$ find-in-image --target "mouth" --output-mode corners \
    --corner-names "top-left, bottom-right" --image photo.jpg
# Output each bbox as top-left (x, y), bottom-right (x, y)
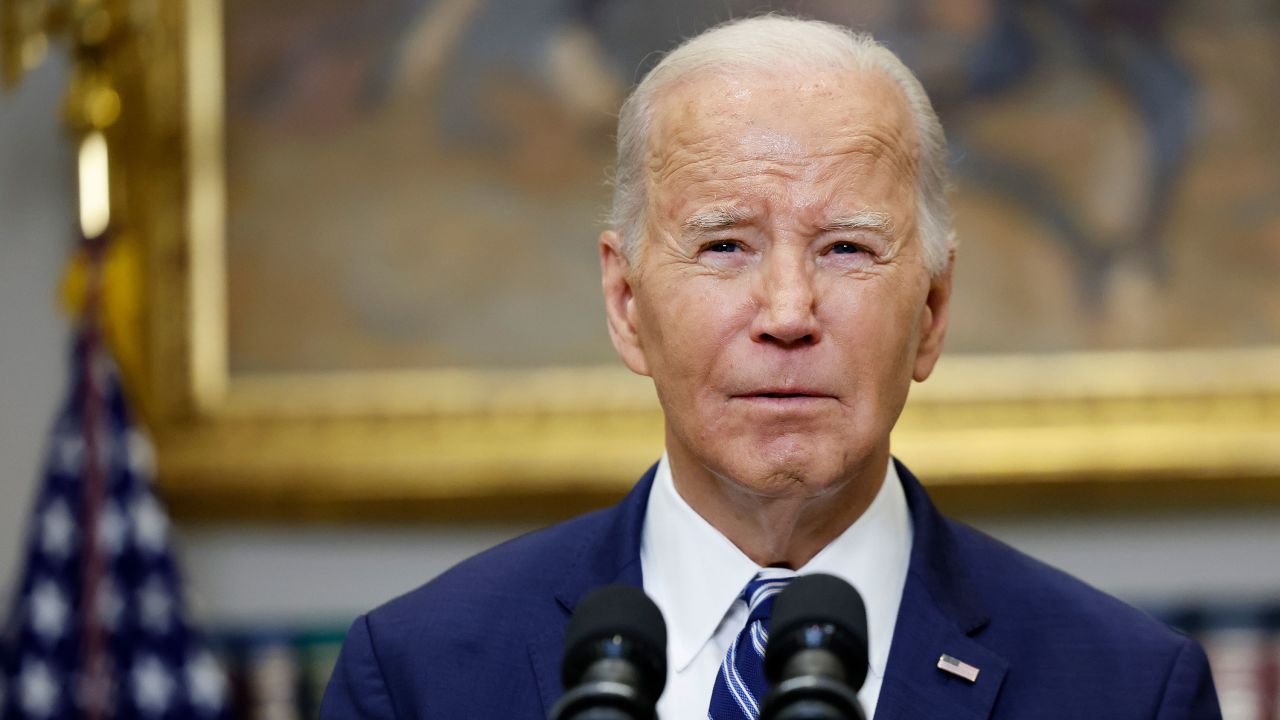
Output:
top-left (734, 389), bottom-right (836, 401)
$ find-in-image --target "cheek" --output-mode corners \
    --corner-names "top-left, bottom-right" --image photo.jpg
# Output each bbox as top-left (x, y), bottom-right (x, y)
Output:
top-left (638, 279), bottom-right (750, 384)
top-left (822, 277), bottom-right (925, 375)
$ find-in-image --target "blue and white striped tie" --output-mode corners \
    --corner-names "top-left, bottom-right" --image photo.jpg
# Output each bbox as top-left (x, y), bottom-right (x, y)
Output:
top-left (707, 573), bottom-right (794, 720)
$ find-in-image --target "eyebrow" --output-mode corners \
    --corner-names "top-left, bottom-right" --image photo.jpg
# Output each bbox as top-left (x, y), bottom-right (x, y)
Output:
top-left (822, 210), bottom-right (894, 235)
top-left (682, 207), bottom-right (752, 233)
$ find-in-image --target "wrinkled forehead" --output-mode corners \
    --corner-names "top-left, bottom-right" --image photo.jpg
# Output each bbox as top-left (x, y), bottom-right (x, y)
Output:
top-left (644, 66), bottom-right (920, 190)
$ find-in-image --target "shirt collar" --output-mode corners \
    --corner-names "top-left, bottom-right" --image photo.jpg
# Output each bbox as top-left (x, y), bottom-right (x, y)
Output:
top-left (798, 459), bottom-right (912, 681)
top-left (640, 454), bottom-right (912, 678)
top-left (641, 454), bottom-right (760, 671)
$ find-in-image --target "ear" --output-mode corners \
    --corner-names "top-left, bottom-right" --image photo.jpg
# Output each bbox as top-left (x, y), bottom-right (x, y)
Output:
top-left (600, 230), bottom-right (651, 377)
top-left (912, 252), bottom-right (954, 382)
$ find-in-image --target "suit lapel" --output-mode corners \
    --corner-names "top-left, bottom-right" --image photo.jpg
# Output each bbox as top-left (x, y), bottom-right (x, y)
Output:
top-left (874, 577), bottom-right (1008, 720)
top-left (874, 461), bottom-right (1008, 720)
top-left (528, 464), bottom-right (656, 718)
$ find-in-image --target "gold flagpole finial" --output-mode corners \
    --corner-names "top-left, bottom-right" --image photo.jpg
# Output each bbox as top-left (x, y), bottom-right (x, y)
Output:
top-left (0, 0), bottom-right (64, 89)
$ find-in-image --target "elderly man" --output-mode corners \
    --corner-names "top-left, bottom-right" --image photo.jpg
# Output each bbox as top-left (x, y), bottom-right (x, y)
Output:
top-left (321, 15), bottom-right (1220, 720)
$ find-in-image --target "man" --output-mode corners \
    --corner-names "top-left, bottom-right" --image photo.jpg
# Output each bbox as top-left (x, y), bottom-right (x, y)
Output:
top-left (321, 15), bottom-right (1220, 719)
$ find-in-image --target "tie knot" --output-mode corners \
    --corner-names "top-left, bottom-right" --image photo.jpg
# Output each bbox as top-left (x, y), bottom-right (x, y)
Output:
top-left (741, 573), bottom-right (794, 625)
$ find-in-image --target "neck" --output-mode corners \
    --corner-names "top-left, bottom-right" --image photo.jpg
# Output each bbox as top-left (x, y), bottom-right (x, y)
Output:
top-left (666, 443), bottom-right (888, 569)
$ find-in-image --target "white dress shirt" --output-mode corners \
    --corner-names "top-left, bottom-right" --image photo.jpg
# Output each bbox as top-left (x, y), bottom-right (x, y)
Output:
top-left (640, 454), bottom-right (913, 720)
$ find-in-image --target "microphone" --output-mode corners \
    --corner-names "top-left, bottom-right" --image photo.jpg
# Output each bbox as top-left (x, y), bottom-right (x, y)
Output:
top-left (760, 574), bottom-right (869, 720)
top-left (550, 585), bottom-right (668, 720)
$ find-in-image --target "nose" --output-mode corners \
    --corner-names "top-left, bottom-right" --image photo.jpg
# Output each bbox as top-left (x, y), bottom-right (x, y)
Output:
top-left (750, 249), bottom-right (821, 347)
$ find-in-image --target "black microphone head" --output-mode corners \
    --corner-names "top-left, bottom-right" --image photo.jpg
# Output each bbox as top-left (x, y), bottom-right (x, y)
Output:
top-left (561, 585), bottom-right (668, 695)
top-left (764, 573), bottom-right (869, 689)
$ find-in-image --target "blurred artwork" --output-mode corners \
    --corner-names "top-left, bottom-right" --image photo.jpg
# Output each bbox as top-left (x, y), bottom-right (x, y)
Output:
top-left (222, 0), bottom-right (1280, 374)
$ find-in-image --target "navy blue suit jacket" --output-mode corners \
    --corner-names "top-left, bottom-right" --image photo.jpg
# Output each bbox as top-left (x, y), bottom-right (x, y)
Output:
top-left (321, 461), bottom-right (1220, 718)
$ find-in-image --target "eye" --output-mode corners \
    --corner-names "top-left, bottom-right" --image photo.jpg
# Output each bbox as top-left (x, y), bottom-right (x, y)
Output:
top-left (828, 241), bottom-right (865, 255)
top-left (705, 240), bottom-right (741, 253)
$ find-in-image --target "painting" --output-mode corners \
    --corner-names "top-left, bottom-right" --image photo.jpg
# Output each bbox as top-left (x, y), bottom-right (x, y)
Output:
top-left (220, 0), bottom-right (1280, 374)
top-left (123, 0), bottom-right (1280, 520)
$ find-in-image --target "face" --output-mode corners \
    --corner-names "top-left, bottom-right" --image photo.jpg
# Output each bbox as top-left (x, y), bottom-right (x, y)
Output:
top-left (601, 68), bottom-right (952, 501)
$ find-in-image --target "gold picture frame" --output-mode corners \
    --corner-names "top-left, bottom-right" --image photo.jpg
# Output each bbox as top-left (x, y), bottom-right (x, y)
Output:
top-left (111, 0), bottom-right (1280, 522)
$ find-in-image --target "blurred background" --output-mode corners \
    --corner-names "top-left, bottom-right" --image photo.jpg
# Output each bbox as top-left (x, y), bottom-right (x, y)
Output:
top-left (3, 0), bottom-right (1280, 718)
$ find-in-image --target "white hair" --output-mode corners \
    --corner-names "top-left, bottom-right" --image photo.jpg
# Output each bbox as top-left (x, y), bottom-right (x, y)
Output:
top-left (609, 15), bottom-right (955, 276)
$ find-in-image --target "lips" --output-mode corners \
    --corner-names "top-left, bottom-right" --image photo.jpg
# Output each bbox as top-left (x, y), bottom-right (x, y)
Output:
top-left (734, 389), bottom-right (836, 400)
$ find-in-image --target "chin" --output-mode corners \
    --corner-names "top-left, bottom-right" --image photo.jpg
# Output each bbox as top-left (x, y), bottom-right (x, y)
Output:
top-left (721, 436), bottom-right (853, 499)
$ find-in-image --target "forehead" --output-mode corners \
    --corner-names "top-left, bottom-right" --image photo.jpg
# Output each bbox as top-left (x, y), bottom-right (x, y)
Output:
top-left (644, 67), bottom-right (919, 217)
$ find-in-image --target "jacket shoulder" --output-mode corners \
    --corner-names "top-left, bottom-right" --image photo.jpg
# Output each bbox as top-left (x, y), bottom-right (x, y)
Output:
top-left (327, 507), bottom-right (617, 719)
top-left (373, 504), bottom-right (613, 627)
top-left (941, 518), bottom-right (1220, 716)
top-left (946, 518), bottom-right (1180, 647)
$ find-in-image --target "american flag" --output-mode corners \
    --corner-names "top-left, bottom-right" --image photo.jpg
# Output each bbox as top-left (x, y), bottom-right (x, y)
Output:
top-left (0, 322), bottom-right (229, 718)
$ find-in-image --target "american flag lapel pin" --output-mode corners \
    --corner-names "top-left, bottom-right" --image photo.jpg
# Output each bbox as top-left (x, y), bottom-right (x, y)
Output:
top-left (937, 654), bottom-right (980, 682)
